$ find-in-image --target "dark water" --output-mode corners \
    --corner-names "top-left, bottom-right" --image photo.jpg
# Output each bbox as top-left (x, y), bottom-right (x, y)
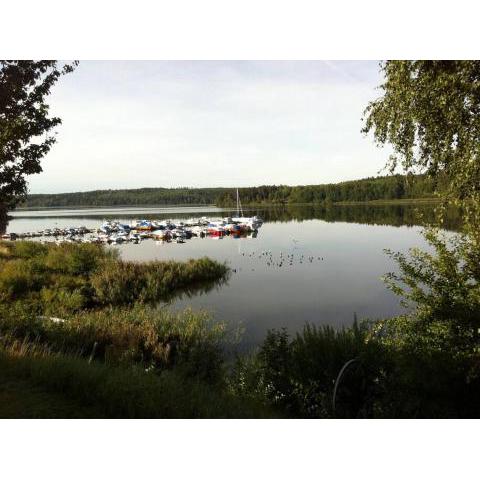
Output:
top-left (4, 204), bottom-right (457, 346)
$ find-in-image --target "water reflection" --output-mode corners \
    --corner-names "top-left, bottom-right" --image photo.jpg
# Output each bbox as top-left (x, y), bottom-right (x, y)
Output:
top-left (234, 204), bottom-right (461, 230)
top-left (157, 268), bottom-right (232, 307)
top-left (7, 203), bottom-right (460, 232)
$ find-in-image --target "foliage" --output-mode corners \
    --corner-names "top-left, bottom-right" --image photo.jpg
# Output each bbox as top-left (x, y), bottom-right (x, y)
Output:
top-left (0, 61), bottom-right (77, 211)
top-left (21, 174), bottom-right (441, 208)
top-left (363, 60), bottom-right (480, 202)
top-left (358, 60), bottom-right (480, 417)
top-left (91, 257), bottom-right (229, 306)
top-left (231, 322), bottom-right (386, 418)
top-left (0, 241), bottom-right (229, 316)
top-left (383, 227), bottom-right (480, 353)
top-left (365, 61), bottom-right (480, 355)
top-left (0, 303), bottom-right (230, 383)
top-left (0, 339), bottom-right (268, 418)
top-left (231, 319), bottom-right (480, 418)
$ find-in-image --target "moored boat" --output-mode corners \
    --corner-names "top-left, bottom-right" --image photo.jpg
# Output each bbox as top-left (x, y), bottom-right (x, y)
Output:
top-left (206, 220), bottom-right (226, 236)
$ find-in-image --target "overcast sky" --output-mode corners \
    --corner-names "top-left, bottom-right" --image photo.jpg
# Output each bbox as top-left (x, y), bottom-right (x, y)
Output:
top-left (28, 60), bottom-right (390, 194)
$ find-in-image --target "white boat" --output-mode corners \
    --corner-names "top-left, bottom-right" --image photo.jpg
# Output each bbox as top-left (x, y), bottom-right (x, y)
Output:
top-left (184, 218), bottom-right (200, 226)
top-left (171, 228), bottom-right (186, 238)
top-left (191, 225), bottom-right (206, 236)
top-left (231, 189), bottom-right (263, 230)
top-left (151, 229), bottom-right (172, 240)
top-left (109, 234), bottom-right (124, 244)
top-left (100, 221), bottom-right (114, 234)
top-left (132, 219), bottom-right (153, 231)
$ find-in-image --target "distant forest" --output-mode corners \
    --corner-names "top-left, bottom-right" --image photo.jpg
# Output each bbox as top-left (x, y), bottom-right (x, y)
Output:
top-left (22, 174), bottom-right (445, 208)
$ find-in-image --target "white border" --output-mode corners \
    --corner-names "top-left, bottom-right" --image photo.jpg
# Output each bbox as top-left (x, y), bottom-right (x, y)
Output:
top-left (1, 419), bottom-right (479, 479)
top-left (1, 0), bottom-right (479, 59)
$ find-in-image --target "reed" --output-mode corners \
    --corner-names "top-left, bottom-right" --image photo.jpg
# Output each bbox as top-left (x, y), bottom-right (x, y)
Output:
top-left (0, 339), bottom-right (269, 418)
top-left (0, 303), bottom-right (232, 383)
top-left (91, 256), bottom-right (229, 306)
top-left (0, 241), bottom-right (229, 315)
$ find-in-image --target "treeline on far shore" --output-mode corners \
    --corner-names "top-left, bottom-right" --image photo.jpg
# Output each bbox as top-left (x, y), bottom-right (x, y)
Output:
top-left (22, 174), bottom-right (445, 208)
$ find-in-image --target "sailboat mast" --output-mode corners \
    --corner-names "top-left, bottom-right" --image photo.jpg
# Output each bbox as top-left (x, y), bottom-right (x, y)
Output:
top-left (236, 188), bottom-right (239, 217)
top-left (236, 188), bottom-right (244, 217)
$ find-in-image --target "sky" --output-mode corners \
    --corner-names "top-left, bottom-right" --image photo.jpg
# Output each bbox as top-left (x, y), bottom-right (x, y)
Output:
top-left (28, 60), bottom-right (390, 194)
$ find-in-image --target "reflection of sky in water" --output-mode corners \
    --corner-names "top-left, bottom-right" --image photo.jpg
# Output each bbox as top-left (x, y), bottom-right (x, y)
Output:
top-left (6, 206), bottom-right (431, 347)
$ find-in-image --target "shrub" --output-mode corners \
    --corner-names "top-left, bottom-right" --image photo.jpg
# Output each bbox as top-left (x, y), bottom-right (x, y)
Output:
top-left (0, 242), bottom-right (228, 316)
top-left (91, 257), bottom-right (229, 306)
top-left (0, 259), bottom-right (44, 299)
top-left (231, 321), bottom-right (385, 418)
top-left (43, 242), bottom-right (116, 275)
top-left (383, 226), bottom-right (480, 354)
top-left (11, 241), bottom-right (49, 259)
top-left (40, 288), bottom-right (90, 316)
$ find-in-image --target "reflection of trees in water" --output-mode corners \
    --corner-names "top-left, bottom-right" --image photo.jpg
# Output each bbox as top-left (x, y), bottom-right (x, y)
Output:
top-left (10, 209), bottom-right (224, 222)
top-left (5, 204), bottom-right (461, 233)
top-left (158, 270), bottom-right (231, 308)
top-left (241, 204), bottom-right (461, 231)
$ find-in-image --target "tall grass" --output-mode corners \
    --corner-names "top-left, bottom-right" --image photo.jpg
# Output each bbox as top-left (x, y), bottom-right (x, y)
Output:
top-left (231, 321), bottom-right (391, 418)
top-left (0, 240), bottom-right (244, 417)
top-left (91, 257), bottom-right (229, 306)
top-left (0, 303), bottom-right (232, 384)
top-left (230, 317), bottom-right (480, 418)
top-left (0, 241), bottom-right (229, 316)
top-left (0, 339), bottom-right (269, 418)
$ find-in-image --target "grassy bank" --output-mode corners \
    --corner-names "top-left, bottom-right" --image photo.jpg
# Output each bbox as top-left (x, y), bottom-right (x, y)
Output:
top-left (0, 339), bottom-right (268, 418)
top-left (0, 241), bottom-right (265, 417)
top-left (1, 241), bottom-right (479, 418)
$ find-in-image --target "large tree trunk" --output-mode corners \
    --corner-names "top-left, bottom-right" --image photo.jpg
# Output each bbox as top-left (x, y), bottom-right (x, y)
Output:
top-left (0, 203), bottom-right (9, 235)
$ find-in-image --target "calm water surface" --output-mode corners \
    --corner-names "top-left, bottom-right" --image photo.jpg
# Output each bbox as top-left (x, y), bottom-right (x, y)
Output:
top-left (5, 204), bottom-right (453, 346)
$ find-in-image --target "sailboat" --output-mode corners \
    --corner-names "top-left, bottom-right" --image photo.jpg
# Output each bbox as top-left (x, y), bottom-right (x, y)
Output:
top-left (231, 188), bottom-right (263, 230)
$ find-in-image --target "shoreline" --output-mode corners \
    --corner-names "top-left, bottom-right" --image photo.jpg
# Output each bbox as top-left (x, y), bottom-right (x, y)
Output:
top-left (13, 198), bottom-right (441, 212)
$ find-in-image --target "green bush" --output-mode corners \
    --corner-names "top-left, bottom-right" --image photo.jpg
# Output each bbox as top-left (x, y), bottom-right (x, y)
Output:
top-left (231, 321), bottom-right (385, 418)
top-left (44, 243), bottom-right (116, 275)
top-left (40, 288), bottom-right (89, 316)
top-left (91, 257), bottom-right (229, 306)
top-left (0, 242), bottom-right (229, 316)
top-left (11, 241), bottom-right (49, 259)
top-left (0, 259), bottom-right (44, 299)
top-left (230, 317), bottom-right (480, 418)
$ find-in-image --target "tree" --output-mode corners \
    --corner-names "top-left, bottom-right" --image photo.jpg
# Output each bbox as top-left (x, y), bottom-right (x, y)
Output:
top-left (0, 60), bottom-right (77, 218)
top-left (364, 61), bottom-right (480, 356)
top-left (363, 61), bottom-right (480, 202)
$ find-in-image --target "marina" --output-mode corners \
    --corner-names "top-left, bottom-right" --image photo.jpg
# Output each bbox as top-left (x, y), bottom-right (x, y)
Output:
top-left (3, 190), bottom-right (264, 245)
top-left (1, 215), bottom-right (263, 244)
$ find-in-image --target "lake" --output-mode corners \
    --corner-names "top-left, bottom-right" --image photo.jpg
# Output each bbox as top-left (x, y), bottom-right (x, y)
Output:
top-left (4, 204), bottom-right (456, 347)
